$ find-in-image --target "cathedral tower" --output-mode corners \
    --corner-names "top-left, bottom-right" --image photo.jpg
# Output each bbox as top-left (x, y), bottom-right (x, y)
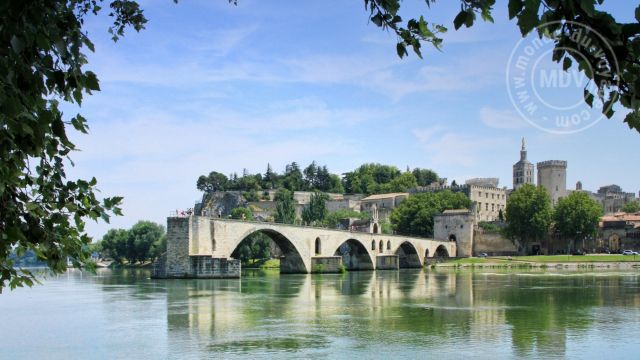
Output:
top-left (513, 138), bottom-right (534, 190)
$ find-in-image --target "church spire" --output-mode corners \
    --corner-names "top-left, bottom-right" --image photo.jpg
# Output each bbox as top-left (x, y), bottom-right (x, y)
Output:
top-left (520, 137), bottom-right (527, 161)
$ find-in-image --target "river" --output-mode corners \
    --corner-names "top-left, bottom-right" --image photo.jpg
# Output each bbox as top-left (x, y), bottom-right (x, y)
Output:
top-left (0, 268), bottom-right (639, 359)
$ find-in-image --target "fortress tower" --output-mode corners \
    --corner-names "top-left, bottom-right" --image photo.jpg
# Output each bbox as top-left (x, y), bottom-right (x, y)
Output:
top-left (537, 160), bottom-right (567, 206)
top-left (513, 138), bottom-right (534, 190)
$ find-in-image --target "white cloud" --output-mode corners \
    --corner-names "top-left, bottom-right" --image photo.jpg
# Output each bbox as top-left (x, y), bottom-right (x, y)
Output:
top-left (412, 126), bottom-right (504, 167)
top-left (479, 106), bottom-right (528, 129)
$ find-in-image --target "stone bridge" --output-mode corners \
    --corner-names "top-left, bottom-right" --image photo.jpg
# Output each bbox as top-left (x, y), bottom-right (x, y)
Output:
top-left (154, 216), bottom-right (457, 278)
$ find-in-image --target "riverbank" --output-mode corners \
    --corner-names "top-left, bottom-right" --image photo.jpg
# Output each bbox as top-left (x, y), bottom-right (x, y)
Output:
top-left (436, 254), bottom-right (640, 270)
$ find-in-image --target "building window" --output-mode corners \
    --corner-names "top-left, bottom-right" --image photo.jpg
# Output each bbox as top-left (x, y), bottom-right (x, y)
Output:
top-left (371, 240), bottom-right (376, 250)
top-left (486, 203), bottom-right (489, 210)
top-left (387, 241), bottom-right (391, 250)
top-left (486, 193), bottom-right (488, 198)
top-left (492, 194), bottom-right (494, 199)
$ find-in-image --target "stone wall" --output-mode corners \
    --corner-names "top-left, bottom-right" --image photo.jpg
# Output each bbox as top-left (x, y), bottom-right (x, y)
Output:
top-left (190, 256), bottom-right (240, 278)
top-left (165, 217), bottom-right (191, 277)
top-left (473, 230), bottom-right (518, 256)
top-left (311, 256), bottom-right (342, 273)
top-left (155, 216), bottom-right (240, 279)
top-left (376, 255), bottom-right (399, 270)
top-left (434, 211), bottom-right (474, 257)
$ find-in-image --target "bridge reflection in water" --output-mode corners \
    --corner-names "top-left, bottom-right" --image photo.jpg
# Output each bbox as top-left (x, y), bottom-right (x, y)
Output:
top-left (160, 269), bottom-right (640, 358)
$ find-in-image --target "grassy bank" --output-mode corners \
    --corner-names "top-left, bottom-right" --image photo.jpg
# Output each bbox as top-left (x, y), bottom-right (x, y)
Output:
top-left (439, 254), bottom-right (640, 267)
top-left (243, 258), bottom-right (280, 269)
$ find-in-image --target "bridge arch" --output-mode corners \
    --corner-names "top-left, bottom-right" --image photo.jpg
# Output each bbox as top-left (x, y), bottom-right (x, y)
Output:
top-left (435, 245), bottom-right (450, 258)
top-left (395, 241), bottom-right (422, 268)
top-left (334, 238), bottom-right (374, 271)
top-left (231, 228), bottom-right (308, 273)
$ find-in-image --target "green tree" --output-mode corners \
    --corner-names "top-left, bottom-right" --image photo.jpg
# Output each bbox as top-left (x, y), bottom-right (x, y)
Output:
top-left (100, 221), bottom-right (164, 264)
top-left (381, 172), bottom-right (418, 193)
top-left (323, 209), bottom-right (371, 228)
top-left (262, 163), bottom-right (280, 190)
top-left (505, 184), bottom-right (553, 253)
top-left (126, 221), bottom-right (165, 264)
top-left (100, 229), bottom-right (129, 263)
top-left (302, 192), bottom-right (329, 225)
top-left (230, 207), bottom-right (253, 220)
top-left (327, 174), bottom-right (345, 193)
top-left (343, 163), bottom-right (403, 194)
top-left (196, 171), bottom-right (228, 192)
top-left (554, 191), bottom-right (603, 250)
top-left (233, 232), bottom-right (271, 264)
top-left (274, 189), bottom-right (296, 224)
top-left (390, 191), bottom-right (471, 237)
top-left (412, 168), bottom-right (439, 187)
top-left (0, 0), bottom-right (145, 291)
top-left (282, 162), bottom-right (304, 191)
top-left (365, 0), bottom-right (640, 131)
top-left (621, 200), bottom-right (640, 213)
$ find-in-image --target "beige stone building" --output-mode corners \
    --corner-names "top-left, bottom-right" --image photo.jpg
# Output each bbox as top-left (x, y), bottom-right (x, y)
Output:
top-left (360, 192), bottom-right (408, 220)
top-left (464, 183), bottom-right (507, 222)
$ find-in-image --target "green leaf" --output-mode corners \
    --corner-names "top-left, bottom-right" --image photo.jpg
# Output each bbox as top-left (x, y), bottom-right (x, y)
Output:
top-left (562, 57), bottom-right (571, 70)
top-left (453, 10), bottom-right (467, 30)
top-left (10, 35), bottom-right (24, 53)
top-left (624, 111), bottom-right (640, 131)
top-left (85, 71), bottom-right (100, 91)
top-left (396, 42), bottom-right (407, 58)
top-left (583, 90), bottom-right (594, 107)
top-left (508, 0), bottom-right (524, 19)
top-left (636, 5), bottom-right (640, 22)
top-left (517, 0), bottom-right (541, 35)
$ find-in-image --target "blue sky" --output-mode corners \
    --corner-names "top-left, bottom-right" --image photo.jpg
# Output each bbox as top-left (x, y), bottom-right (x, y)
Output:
top-left (63, 1), bottom-right (639, 238)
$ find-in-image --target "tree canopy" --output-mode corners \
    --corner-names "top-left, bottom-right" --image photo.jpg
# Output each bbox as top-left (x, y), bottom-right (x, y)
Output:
top-left (197, 162), bottom-right (435, 196)
top-left (274, 189), bottom-right (296, 224)
top-left (505, 184), bottom-right (554, 251)
top-left (301, 192), bottom-right (329, 226)
top-left (366, 0), bottom-right (640, 132)
top-left (554, 191), bottom-right (603, 245)
top-left (99, 221), bottom-right (165, 264)
top-left (621, 200), bottom-right (640, 213)
top-left (0, 0), bottom-right (146, 291)
top-left (389, 190), bottom-right (471, 237)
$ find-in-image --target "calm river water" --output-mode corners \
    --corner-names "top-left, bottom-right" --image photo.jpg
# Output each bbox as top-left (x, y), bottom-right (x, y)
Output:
top-left (1, 268), bottom-right (639, 359)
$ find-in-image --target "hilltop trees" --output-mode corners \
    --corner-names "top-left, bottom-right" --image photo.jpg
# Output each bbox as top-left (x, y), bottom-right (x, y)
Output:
top-left (274, 189), bottom-right (296, 224)
top-left (196, 162), bottom-right (435, 196)
top-left (342, 164), bottom-right (437, 194)
top-left (505, 184), bottom-right (553, 253)
top-left (390, 190), bottom-right (471, 237)
top-left (302, 192), bottom-right (329, 226)
top-left (197, 171), bottom-right (229, 192)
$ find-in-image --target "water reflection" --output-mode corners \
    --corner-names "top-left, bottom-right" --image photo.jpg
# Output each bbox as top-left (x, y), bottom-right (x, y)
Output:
top-left (160, 269), bottom-right (640, 358)
top-left (6, 268), bottom-right (638, 358)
